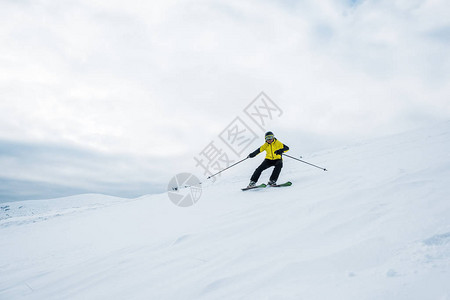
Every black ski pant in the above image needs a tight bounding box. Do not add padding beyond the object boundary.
[250,159,283,183]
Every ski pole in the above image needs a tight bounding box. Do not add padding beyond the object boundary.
[207,157,249,179]
[284,154,327,171]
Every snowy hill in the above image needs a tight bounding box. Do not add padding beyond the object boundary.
[1,122,450,300]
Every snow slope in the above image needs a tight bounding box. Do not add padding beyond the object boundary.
[1,122,450,300]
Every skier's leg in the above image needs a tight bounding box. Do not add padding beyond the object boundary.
[250,160,272,182]
[269,159,283,182]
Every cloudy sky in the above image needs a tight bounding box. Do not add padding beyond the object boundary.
[1,0,449,201]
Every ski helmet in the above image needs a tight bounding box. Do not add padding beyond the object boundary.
[265,131,275,141]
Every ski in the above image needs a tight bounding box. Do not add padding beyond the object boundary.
[242,181,292,191]
[241,183,267,191]
[268,181,292,187]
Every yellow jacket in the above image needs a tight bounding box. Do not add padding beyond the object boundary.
[253,139,289,160]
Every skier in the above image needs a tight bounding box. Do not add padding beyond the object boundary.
[247,131,289,187]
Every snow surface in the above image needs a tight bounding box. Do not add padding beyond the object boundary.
[1,122,450,300]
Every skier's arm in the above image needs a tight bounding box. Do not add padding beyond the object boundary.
[275,144,289,155]
[248,148,261,158]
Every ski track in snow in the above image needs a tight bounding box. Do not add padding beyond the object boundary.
[1,122,450,299]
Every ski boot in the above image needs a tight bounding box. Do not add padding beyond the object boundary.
[268,180,277,186]
[247,181,256,188]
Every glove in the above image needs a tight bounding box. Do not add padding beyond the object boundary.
[248,152,257,158]
[274,149,283,155]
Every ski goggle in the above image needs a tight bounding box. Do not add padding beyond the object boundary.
[265,135,274,141]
